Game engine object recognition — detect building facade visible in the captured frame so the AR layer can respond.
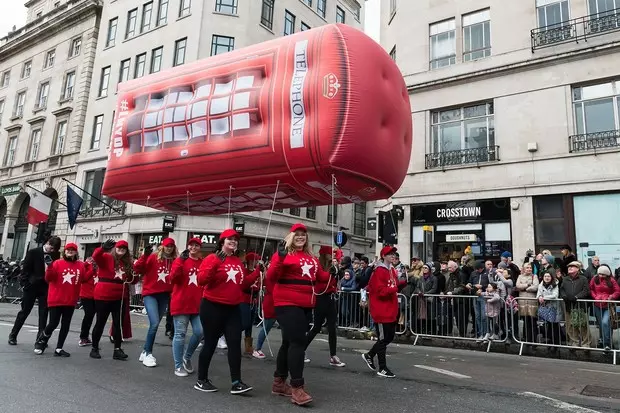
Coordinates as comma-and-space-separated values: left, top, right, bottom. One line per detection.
0, 0, 101, 259
380, 0, 620, 269
66, 0, 372, 260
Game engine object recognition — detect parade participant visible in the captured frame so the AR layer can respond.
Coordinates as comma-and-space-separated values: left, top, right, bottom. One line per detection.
90, 239, 134, 360
108, 281, 133, 343
305, 246, 345, 367
253, 264, 276, 360
34, 243, 85, 356
194, 229, 260, 394
362, 246, 402, 378
78, 257, 97, 347
169, 238, 204, 377
134, 237, 177, 368
241, 252, 261, 355
268, 223, 333, 406
8, 236, 61, 345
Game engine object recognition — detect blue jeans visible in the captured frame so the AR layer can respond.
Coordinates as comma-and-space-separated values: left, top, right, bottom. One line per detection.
173, 314, 203, 369
256, 318, 276, 351
239, 303, 253, 338
143, 293, 170, 354
593, 307, 611, 347
473, 297, 487, 336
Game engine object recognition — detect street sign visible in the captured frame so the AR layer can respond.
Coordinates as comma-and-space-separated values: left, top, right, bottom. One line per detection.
446, 234, 477, 242
334, 231, 347, 247
234, 222, 245, 234
366, 217, 377, 231
162, 215, 176, 232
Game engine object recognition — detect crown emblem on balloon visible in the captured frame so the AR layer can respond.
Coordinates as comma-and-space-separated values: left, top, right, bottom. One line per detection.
323, 73, 341, 99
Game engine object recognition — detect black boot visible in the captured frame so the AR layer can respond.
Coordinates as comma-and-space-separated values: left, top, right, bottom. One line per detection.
90, 348, 101, 359
8, 335, 16, 345
113, 348, 128, 360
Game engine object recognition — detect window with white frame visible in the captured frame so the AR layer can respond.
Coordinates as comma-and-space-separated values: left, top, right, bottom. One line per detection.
44, 49, 56, 68
28, 128, 41, 161
430, 19, 456, 69
301, 0, 312, 7
354, 202, 367, 236
261, 0, 274, 30
21, 61, 32, 79
284, 10, 295, 35
106, 17, 118, 47
126, 8, 138, 39
135, 53, 146, 78
430, 102, 495, 154
119, 58, 131, 83
1, 71, 9, 88
463, 9, 491, 61
151, 46, 163, 73
301, 22, 311, 31
142, 1, 153, 32
53, 120, 67, 155
589, 0, 620, 16
83, 169, 108, 208
537, 0, 570, 28
573, 80, 620, 135
91, 115, 104, 150
317, 0, 326, 18
62, 71, 75, 99
588, 0, 620, 32
99, 66, 111, 97
179, 0, 191, 17
69, 37, 82, 57
37, 82, 49, 109
3, 136, 17, 167
157, 0, 169, 25
215, 0, 237, 14
390, 0, 397, 16
14, 92, 26, 118
211, 35, 234, 56
173, 38, 187, 66
336, 6, 345, 23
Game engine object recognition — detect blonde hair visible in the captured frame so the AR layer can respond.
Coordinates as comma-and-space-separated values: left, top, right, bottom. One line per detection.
284, 231, 312, 255
157, 244, 178, 260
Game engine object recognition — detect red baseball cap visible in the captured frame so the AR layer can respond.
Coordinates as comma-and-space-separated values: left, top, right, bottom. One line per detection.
65, 243, 78, 251
245, 252, 261, 261
220, 229, 240, 240
290, 223, 307, 233
380, 245, 397, 258
187, 237, 202, 246
116, 240, 129, 249
318, 245, 332, 255
162, 238, 175, 247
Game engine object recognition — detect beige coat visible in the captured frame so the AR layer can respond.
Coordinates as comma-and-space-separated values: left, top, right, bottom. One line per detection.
516, 273, 539, 317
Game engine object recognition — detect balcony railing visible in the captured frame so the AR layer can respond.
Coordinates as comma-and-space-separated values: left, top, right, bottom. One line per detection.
80, 199, 126, 218
425, 145, 500, 170
569, 130, 620, 153
531, 8, 620, 51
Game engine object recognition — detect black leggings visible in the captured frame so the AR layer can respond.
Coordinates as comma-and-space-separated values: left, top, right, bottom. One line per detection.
306, 294, 337, 357
198, 298, 242, 383
41, 306, 75, 349
368, 322, 396, 370
92, 300, 122, 350
275, 306, 312, 388
80, 298, 96, 340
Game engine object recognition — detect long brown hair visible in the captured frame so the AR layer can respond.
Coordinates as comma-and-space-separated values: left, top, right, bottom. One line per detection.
113, 249, 133, 275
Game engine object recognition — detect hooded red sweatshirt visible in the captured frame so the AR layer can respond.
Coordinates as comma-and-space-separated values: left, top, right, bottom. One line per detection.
197, 253, 260, 305
262, 275, 276, 319
45, 258, 86, 307
367, 262, 399, 323
79, 261, 96, 299
169, 256, 203, 316
134, 253, 174, 296
92, 247, 132, 301
267, 251, 331, 309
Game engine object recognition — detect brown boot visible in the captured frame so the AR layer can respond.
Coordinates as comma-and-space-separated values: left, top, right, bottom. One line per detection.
271, 377, 292, 397
291, 386, 313, 406
244, 337, 253, 354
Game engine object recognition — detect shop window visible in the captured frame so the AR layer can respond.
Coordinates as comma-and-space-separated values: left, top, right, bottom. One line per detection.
534, 195, 569, 253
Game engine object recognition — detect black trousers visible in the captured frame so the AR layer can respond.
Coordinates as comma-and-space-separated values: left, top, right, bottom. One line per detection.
80, 298, 96, 340
41, 306, 75, 349
275, 306, 312, 388
368, 322, 396, 370
198, 298, 242, 382
306, 294, 337, 357
91, 300, 122, 350
10, 281, 48, 339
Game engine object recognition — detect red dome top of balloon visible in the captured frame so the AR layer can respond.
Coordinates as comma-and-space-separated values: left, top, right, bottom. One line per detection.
102, 24, 412, 214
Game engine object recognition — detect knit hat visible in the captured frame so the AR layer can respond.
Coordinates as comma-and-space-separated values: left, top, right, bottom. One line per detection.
544, 254, 555, 266
597, 266, 611, 276
497, 262, 508, 270
501, 251, 512, 258
423, 261, 434, 272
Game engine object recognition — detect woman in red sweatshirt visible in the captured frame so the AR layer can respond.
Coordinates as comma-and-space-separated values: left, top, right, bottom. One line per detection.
194, 229, 260, 395
78, 257, 97, 347
169, 237, 204, 377
90, 239, 134, 360
34, 243, 85, 356
362, 246, 402, 379
240, 252, 261, 355
134, 237, 177, 368
267, 223, 332, 406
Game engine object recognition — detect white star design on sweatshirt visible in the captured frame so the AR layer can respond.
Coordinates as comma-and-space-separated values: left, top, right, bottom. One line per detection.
62, 271, 75, 284
226, 268, 239, 283
188, 274, 198, 286
114, 268, 124, 280
157, 268, 168, 282
301, 262, 314, 278
94, 276, 99, 284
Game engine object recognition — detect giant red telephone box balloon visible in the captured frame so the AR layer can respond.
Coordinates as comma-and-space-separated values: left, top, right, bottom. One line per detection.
102, 24, 412, 214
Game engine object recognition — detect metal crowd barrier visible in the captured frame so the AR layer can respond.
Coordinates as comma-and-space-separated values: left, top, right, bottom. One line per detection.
0, 279, 23, 304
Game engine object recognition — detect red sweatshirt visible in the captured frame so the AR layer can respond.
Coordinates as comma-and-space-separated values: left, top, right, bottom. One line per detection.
134, 253, 174, 296
314, 269, 337, 294
79, 261, 96, 299
267, 251, 330, 309
589, 276, 620, 308
92, 247, 131, 301
367, 263, 399, 323
262, 274, 276, 319
45, 258, 86, 307
169, 256, 204, 316
197, 253, 260, 305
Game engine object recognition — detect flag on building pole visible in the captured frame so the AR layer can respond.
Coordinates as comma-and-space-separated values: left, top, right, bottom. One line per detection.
26, 191, 52, 226
66, 186, 83, 230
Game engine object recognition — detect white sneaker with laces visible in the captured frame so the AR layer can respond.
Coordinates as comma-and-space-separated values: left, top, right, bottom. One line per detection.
490, 334, 500, 341
252, 350, 266, 359
217, 336, 228, 349
138, 351, 146, 362
174, 367, 188, 377
143, 353, 157, 367
329, 356, 346, 367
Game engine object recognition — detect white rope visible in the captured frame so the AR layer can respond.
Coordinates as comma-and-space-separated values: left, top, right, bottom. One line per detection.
313, 174, 337, 297
227, 185, 234, 229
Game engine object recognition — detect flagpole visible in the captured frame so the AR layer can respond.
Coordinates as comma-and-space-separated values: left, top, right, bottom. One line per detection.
61, 177, 123, 214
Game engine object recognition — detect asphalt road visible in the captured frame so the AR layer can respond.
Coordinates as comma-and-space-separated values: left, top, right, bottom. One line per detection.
0, 303, 618, 413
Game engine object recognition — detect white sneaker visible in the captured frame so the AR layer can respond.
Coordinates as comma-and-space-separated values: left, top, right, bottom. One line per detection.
476, 336, 485, 343
138, 351, 146, 362
304, 356, 311, 363
490, 334, 500, 341
143, 353, 157, 367
252, 350, 266, 359
329, 356, 346, 367
217, 336, 227, 349
174, 367, 188, 377
360, 326, 370, 332
482, 333, 491, 342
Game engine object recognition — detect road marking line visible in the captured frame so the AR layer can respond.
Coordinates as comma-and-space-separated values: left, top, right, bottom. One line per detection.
315, 338, 328, 343
0, 322, 37, 329
519, 392, 601, 413
413, 365, 471, 379
578, 368, 620, 376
